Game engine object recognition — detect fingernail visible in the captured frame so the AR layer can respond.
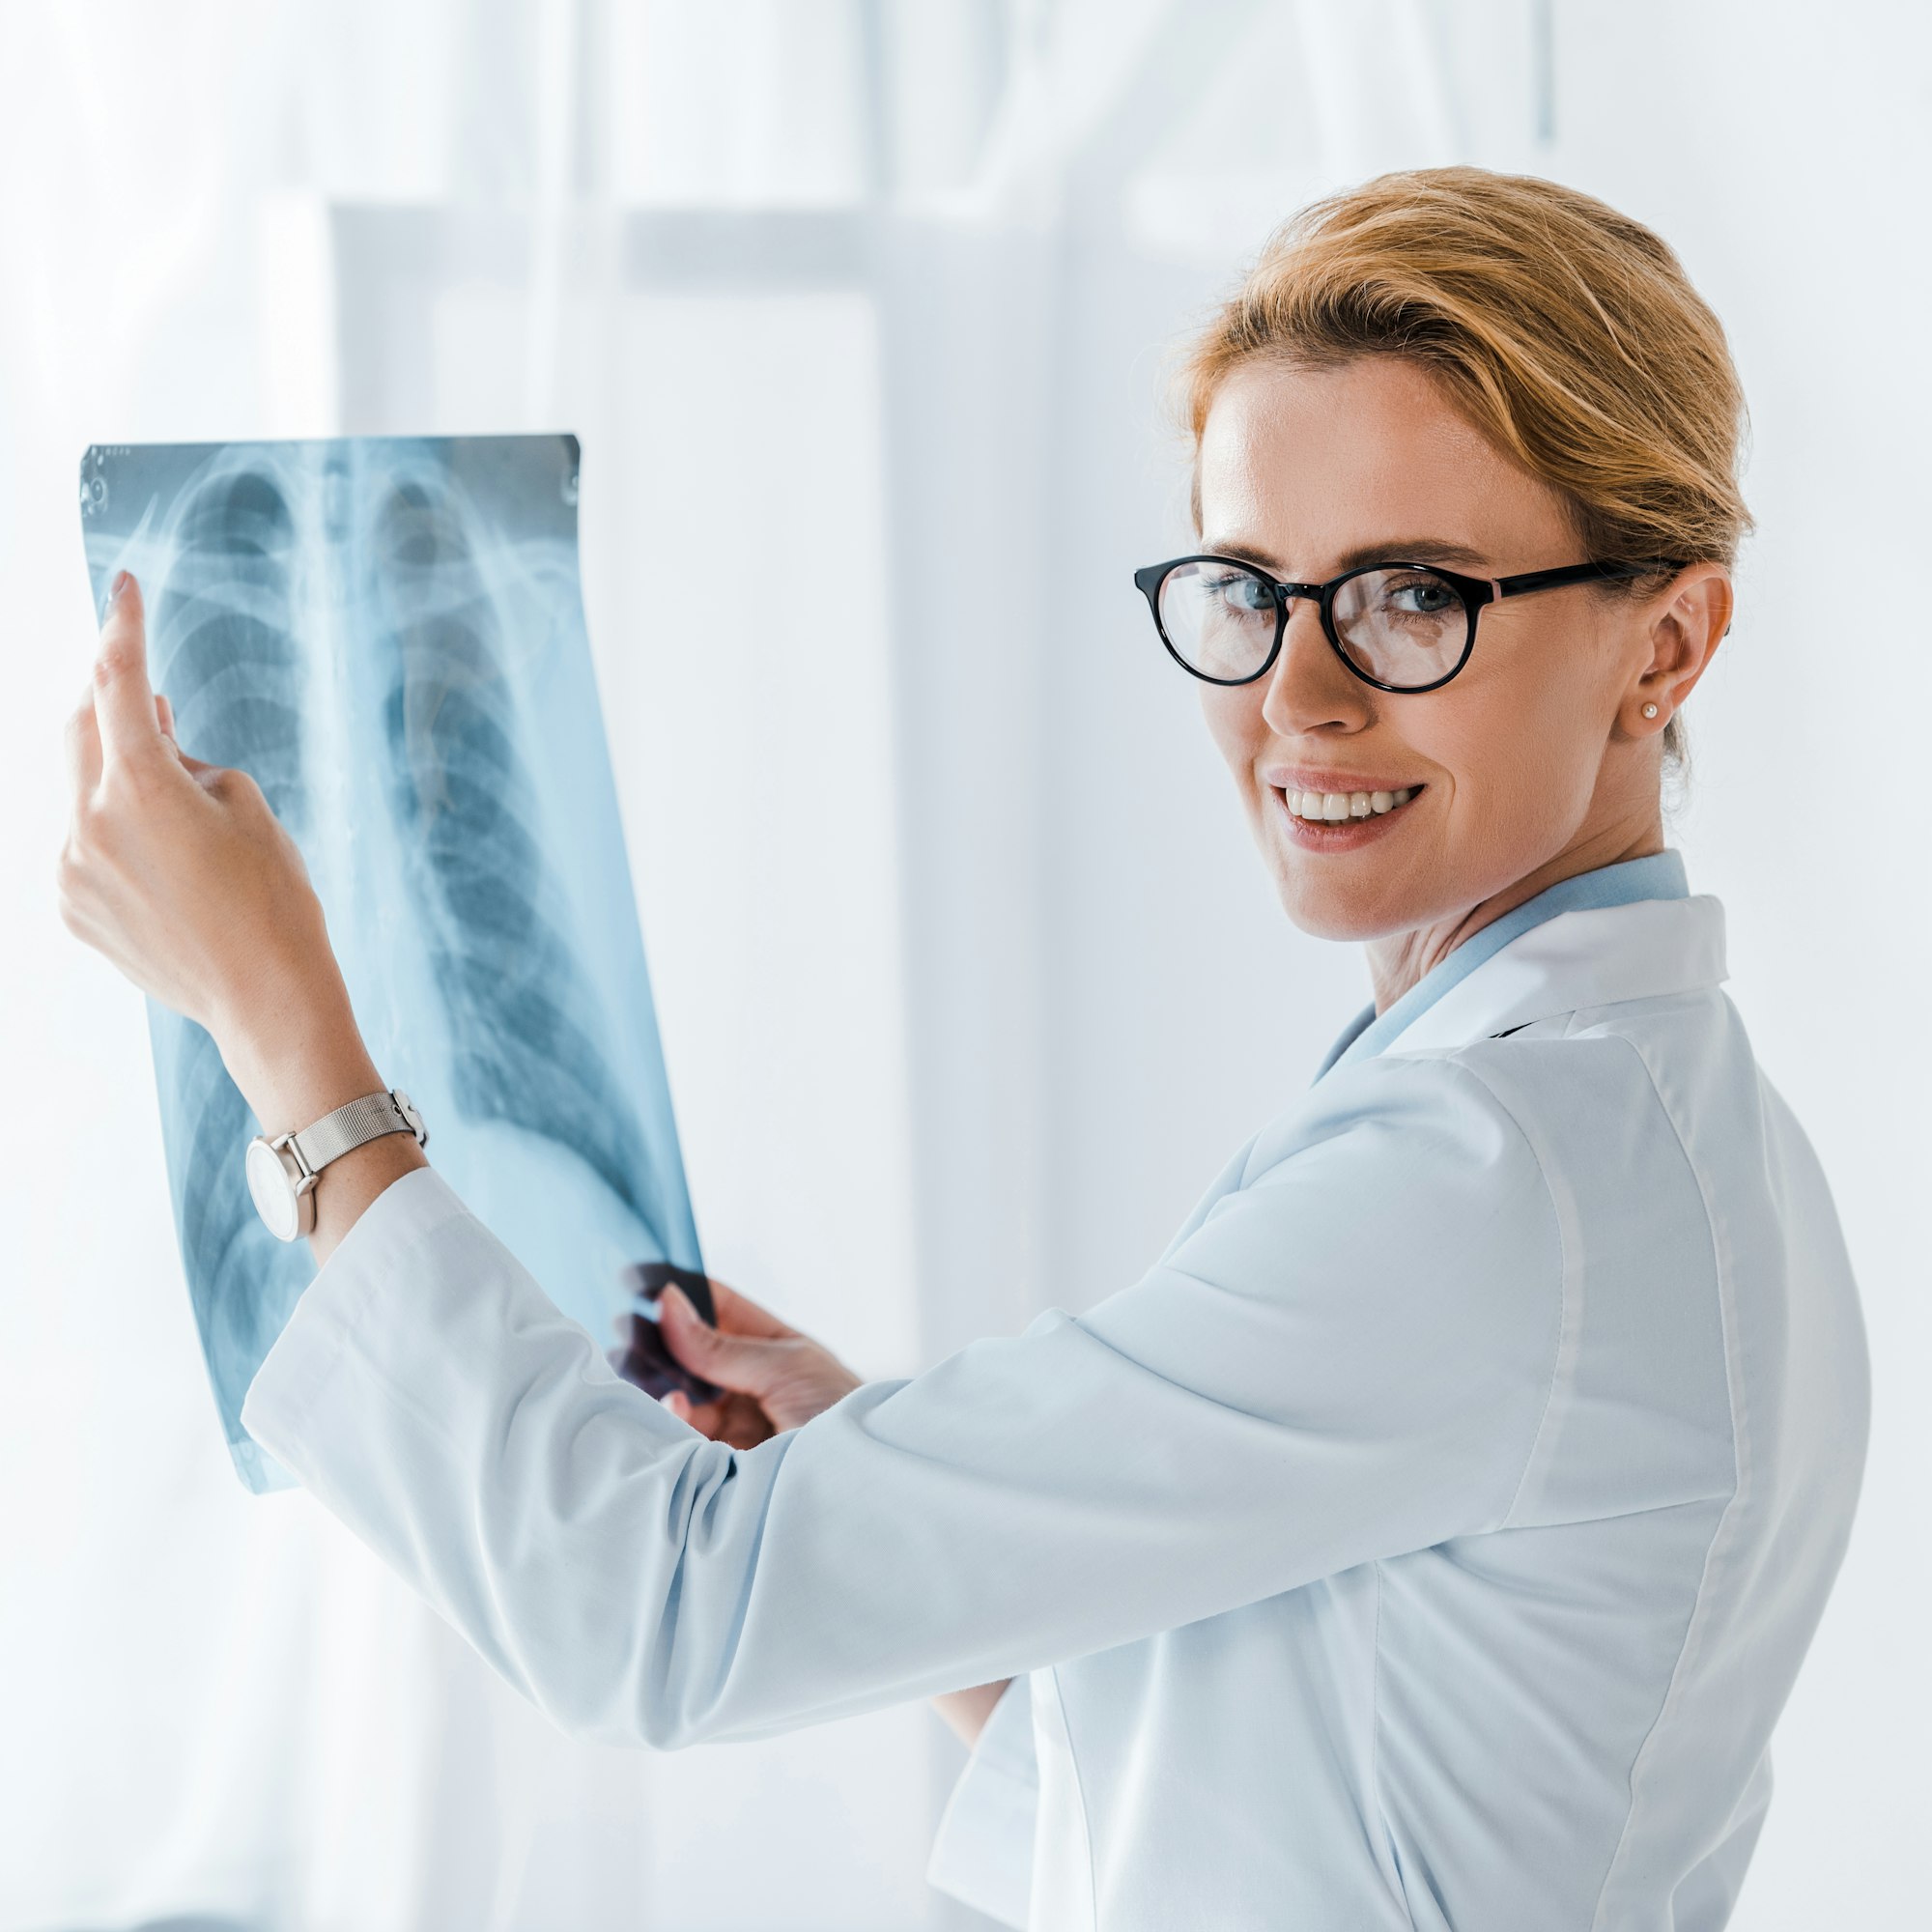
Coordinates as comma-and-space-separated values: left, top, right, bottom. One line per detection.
107, 570, 130, 610
660, 1285, 690, 1320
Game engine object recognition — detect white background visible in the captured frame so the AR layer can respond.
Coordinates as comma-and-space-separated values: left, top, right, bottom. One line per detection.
1, 3, 1924, 1927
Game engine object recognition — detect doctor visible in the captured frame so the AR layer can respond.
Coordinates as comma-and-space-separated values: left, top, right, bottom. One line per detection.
58, 167, 1867, 1930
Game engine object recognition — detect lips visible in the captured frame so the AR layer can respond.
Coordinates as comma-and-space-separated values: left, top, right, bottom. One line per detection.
1264, 765, 1425, 793
1265, 775, 1427, 848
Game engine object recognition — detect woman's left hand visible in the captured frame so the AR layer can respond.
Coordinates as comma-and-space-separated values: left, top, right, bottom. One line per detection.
58, 572, 344, 1049
649, 1280, 864, 1447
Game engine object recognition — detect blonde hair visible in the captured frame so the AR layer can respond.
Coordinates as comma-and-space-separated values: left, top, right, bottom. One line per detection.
1180, 166, 1750, 769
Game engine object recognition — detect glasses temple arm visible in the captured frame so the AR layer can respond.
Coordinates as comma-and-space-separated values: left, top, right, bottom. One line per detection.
1493, 558, 1690, 599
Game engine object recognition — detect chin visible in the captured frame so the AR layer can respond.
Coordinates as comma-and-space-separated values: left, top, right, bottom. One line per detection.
1257, 815, 1432, 942
1271, 868, 1414, 943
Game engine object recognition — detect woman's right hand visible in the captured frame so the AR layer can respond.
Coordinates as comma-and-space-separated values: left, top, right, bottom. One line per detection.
651, 1280, 863, 1447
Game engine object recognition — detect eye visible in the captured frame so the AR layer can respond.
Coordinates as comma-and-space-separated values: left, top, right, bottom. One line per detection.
1382, 575, 1459, 616
1203, 571, 1273, 614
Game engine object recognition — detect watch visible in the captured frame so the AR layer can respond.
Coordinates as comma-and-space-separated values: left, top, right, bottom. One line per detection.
244, 1089, 430, 1243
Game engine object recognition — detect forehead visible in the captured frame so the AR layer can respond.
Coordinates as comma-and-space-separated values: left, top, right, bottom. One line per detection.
1196, 355, 1570, 571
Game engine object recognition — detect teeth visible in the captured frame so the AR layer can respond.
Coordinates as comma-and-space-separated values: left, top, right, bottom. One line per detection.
1286, 785, 1417, 821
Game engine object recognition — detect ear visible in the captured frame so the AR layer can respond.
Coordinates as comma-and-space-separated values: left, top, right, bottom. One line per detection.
1626, 564, 1733, 738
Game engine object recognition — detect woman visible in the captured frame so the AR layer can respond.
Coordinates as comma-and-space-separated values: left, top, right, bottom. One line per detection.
58, 168, 1867, 1929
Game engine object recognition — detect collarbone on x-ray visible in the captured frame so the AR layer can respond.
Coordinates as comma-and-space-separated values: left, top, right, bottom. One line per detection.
80, 434, 705, 1491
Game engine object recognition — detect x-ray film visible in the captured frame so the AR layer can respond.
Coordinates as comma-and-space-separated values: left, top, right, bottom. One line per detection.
79, 435, 707, 1490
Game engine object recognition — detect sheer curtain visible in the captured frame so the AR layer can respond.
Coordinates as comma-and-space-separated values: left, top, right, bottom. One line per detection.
2, 4, 1923, 1928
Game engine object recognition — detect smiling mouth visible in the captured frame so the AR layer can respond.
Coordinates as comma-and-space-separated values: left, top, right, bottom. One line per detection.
1279, 783, 1424, 823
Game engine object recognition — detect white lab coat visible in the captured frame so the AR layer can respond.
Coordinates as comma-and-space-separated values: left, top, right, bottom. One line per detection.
242, 851, 1868, 1929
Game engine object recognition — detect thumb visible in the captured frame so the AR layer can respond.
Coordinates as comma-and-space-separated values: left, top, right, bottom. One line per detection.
92, 573, 163, 770
659, 1285, 786, 1396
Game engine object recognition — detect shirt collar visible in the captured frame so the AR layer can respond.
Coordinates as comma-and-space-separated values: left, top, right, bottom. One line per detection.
1314, 849, 1723, 1083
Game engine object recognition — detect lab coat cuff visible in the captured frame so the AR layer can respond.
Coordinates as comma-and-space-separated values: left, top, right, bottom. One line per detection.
926, 1675, 1037, 1929
241, 1165, 472, 1452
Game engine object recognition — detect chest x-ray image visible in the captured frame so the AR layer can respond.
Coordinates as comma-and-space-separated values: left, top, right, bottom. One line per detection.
78, 434, 707, 1491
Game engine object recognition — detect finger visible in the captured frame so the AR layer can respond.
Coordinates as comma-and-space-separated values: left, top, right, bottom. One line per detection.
720, 1402, 778, 1451
704, 1277, 797, 1340
659, 1286, 784, 1394
155, 693, 178, 748
669, 1393, 736, 1441
63, 693, 102, 797
91, 572, 163, 768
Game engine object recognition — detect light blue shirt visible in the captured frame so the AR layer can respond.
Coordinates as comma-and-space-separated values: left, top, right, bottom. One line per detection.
242, 851, 1869, 1930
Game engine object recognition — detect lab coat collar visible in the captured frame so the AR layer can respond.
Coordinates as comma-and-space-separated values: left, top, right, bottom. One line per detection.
1314, 849, 1725, 1082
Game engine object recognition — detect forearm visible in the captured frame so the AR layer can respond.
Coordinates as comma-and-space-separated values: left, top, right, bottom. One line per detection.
58, 570, 425, 1266
932, 1679, 1012, 1748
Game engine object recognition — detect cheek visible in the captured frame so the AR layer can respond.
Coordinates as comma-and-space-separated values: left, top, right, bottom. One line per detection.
1420, 650, 1609, 832
1198, 684, 1264, 779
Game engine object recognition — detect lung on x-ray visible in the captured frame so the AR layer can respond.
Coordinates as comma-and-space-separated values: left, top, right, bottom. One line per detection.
79, 435, 707, 1491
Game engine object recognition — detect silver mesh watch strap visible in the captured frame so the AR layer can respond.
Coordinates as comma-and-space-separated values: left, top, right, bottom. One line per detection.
290, 1090, 421, 1174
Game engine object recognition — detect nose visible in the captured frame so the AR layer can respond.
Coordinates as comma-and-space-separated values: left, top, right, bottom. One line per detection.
1260, 596, 1373, 738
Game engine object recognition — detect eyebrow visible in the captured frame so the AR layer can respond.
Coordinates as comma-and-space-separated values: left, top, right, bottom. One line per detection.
1203, 536, 1492, 578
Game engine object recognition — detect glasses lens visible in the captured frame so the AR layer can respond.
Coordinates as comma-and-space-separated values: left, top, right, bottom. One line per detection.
1329, 568, 1471, 689
1155, 561, 1278, 681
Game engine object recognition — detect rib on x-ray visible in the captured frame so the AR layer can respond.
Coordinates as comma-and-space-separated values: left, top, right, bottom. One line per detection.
79, 436, 705, 1491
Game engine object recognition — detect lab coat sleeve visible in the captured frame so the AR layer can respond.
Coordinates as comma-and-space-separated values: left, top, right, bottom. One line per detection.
241, 1052, 1563, 1749
924, 1677, 1037, 1929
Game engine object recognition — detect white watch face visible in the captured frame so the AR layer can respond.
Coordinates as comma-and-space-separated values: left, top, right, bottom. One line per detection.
245, 1137, 302, 1243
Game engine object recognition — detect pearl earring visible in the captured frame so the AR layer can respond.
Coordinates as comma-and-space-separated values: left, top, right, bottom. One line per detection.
1641, 702, 1660, 719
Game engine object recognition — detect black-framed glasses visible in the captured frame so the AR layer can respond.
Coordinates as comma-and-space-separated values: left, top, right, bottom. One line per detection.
1133, 554, 1682, 694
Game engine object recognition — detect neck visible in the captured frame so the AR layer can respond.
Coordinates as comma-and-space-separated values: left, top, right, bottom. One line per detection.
1364, 817, 1664, 1014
